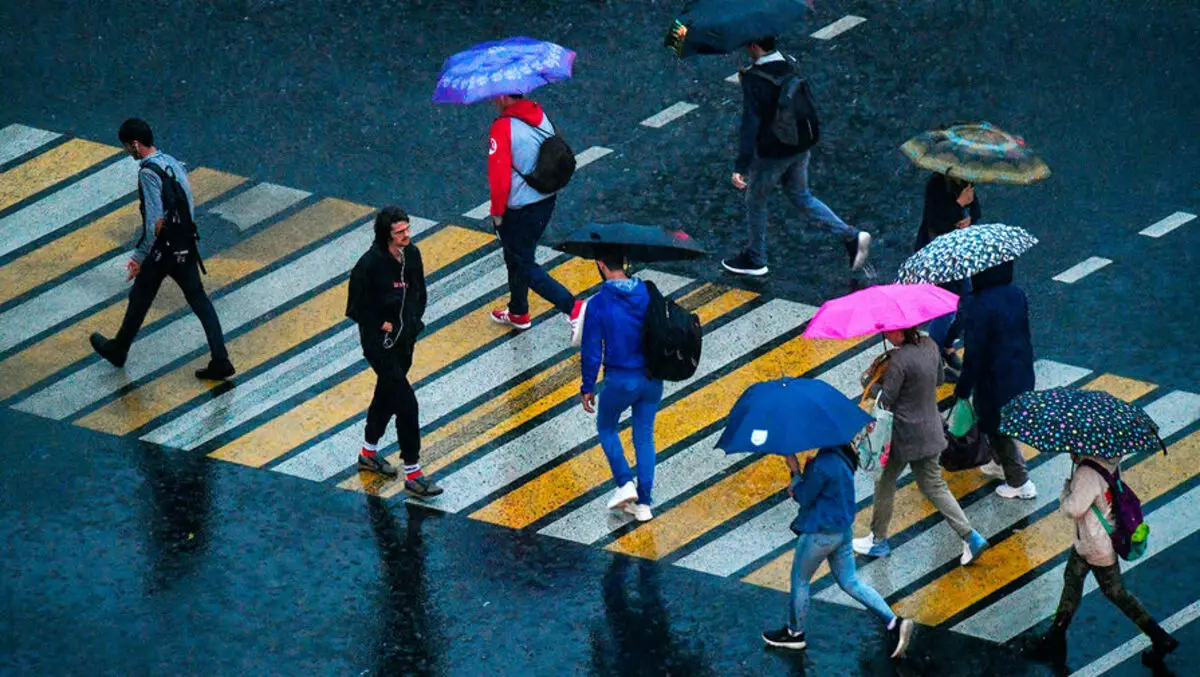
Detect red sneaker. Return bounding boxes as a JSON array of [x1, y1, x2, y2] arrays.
[[490, 308, 532, 330]]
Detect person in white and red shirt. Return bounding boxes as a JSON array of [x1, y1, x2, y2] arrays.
[[486, 93, 584, 341]]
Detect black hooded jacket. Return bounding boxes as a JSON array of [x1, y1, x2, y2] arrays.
[[346, 240, 427, 353]]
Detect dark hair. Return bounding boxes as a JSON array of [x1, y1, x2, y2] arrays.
[[750, 36, 777, 52], [900, 328, 923, 345], [118, 118, 153, 147], [595, 245, 625, 271], [824, 444, 860, 471], [970, 260, 1015, 292], [373, 206, 409, 244]]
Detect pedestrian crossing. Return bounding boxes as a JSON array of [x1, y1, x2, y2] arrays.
[[2, 124, 1198, 649]]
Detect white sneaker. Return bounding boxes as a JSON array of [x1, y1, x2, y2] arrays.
[[624, 502, 653, 522], [995, 480, 1037, 500], [979, 461, 1005, 480], [606, 481, 637, 511]]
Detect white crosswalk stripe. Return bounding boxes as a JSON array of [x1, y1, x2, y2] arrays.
[[0, 124, 60, 165], [209, 183, 311, 231]]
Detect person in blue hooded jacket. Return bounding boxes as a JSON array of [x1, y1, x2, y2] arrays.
[[953, 260, 1037, 500], [579, 246, 663, 523], [762, 445, 914, 658]]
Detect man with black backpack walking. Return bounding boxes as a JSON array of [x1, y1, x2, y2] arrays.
[[579, 246, 667, 523], [722, 37, 871, 277], [90, 118, 234, 380], [486, 93, 585, 342]]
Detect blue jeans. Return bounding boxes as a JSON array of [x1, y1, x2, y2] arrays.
[[789, 529, 895, 632], [744, 152, 857, 267], [497, 195, 575, 316], [596, 370, 663, 505]]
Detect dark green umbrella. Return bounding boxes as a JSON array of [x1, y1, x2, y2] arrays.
[[665, 0, 809, 58], [555, 222, 707, 263], [999, 388, 1165, 458]]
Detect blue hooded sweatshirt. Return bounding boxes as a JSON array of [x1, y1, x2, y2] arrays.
[[580, 278, 650, 394], [789, 447, 858, 536]]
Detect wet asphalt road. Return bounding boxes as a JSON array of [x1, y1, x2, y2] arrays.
[[1, 1, 1198, 675]]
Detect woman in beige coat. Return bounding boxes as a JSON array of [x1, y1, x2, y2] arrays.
[[852, 328, 989, 566], [1033, 454, 1178, 667]]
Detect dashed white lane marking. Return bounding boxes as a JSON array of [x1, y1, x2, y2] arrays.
[[574, 145, 613, 168], [1052, 256, 1112, 283], [462, 145, 614, 219], [640, 102, 699, 129], [1139, 211, 1195, 238], [1069, 599, 1200, 677], [725, 72, 741, 84], [810, 15, 867, 40]]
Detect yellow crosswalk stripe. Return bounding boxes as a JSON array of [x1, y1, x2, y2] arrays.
[[0, 139, 120, 212], [1081, 373, 1157, 401], [893, 427, 1200, 625], [0, 198, 373, 401], [742, 373, 1139, 592], [353, 285, 756, 497], [74, 226, 493, 435], [471, 333, 867, 531], [209, 257, 599, 468], [0, 168, 245, 306]]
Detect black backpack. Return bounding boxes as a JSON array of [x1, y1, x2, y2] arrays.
[[139, 161, 205, 271], [505, 116, 576, 194], [747, 57, 820, 151], [641, 280, 702, 381]]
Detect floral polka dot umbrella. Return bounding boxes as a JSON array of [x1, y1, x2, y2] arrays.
[[999, 388, 1165, 458], [433, 37, 575, 105], [897, 223, 1037, 285]]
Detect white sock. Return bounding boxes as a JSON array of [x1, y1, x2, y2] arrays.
[[887, 617, 898, 630], [363, 441, 378, 452]]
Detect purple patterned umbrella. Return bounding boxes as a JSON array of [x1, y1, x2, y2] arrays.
[[433, 37, 576, 105]]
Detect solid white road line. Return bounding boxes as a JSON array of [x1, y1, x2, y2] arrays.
[[640, 102, 699, 129], [0, 124, 61, 165], [811, 15, 867, 40], [1138, 211, 1195, 238], [208, 183, 311, 231], [1052, 257, 1113, 284]]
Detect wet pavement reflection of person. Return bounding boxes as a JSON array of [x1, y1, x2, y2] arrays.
[[590, 556, 715, 677], [365, 497, 442, 677], [132, 443, 213, 596]]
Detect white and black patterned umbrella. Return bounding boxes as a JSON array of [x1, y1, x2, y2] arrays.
[[897, 223, 1038, 285]]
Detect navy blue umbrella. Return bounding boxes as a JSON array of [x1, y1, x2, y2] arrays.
[[555, 222, 707, 263], [717, 378, 874, 455], [666, 0, 810, 58]]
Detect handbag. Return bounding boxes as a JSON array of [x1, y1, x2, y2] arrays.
[[939, 412, 992, 471], [854, 354, 895, 471]]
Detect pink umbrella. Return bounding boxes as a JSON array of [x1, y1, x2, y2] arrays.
[[803, 284, 959, 339]]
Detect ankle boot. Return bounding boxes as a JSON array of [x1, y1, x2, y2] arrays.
[[1141, 624, 1179, 666], [1029, 618, 1069, 664]]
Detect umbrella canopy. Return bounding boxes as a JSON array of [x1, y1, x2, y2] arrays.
[[897, 223, 1038, 285], [665, 0, 808, 58], [803, 284, 959, 339], [555, 222, 707, 263], [434, 37, 575, 105], [901, 122, 1051, 185], [999, 388, 1164, 458], [717, 378, 874, 455]]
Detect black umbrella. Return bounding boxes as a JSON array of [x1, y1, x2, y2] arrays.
[[665, 0, 809, 58], [555, 222, 707, 263]]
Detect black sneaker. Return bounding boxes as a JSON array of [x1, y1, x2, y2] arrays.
[[405, 474, 444, 498], [195, 359, 236, 381], [941, 350, 963, 371], [721, 252, 768, 277], [846, 231, 872, 271], [887, 618, 914, 659], [89, 332, 127, 368], [358, 453, 398, 478], [762, 626, 806, 650], [1142, 626, 1179, 667]]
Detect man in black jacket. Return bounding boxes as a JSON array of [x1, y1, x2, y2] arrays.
[[346, 206, 441, 497], [722, 37, 871, 278]]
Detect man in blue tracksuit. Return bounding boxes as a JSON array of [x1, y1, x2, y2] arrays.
[[579, 246, 663, 523]]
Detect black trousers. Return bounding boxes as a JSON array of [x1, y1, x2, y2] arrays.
[[1055, 548, 1155, 634], [363, 340, 421, 465], [114, 250, 228, 361]]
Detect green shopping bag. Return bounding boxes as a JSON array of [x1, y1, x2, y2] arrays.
[[948, 398, 976, 438]]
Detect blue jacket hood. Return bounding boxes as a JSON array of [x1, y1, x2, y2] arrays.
[[579, 278, 652, 393]]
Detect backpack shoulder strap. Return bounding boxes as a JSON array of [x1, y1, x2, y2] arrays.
[[745, 67, 785, 86], [502, 115, 552, 138], [1078, 458, 1115, 484]]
